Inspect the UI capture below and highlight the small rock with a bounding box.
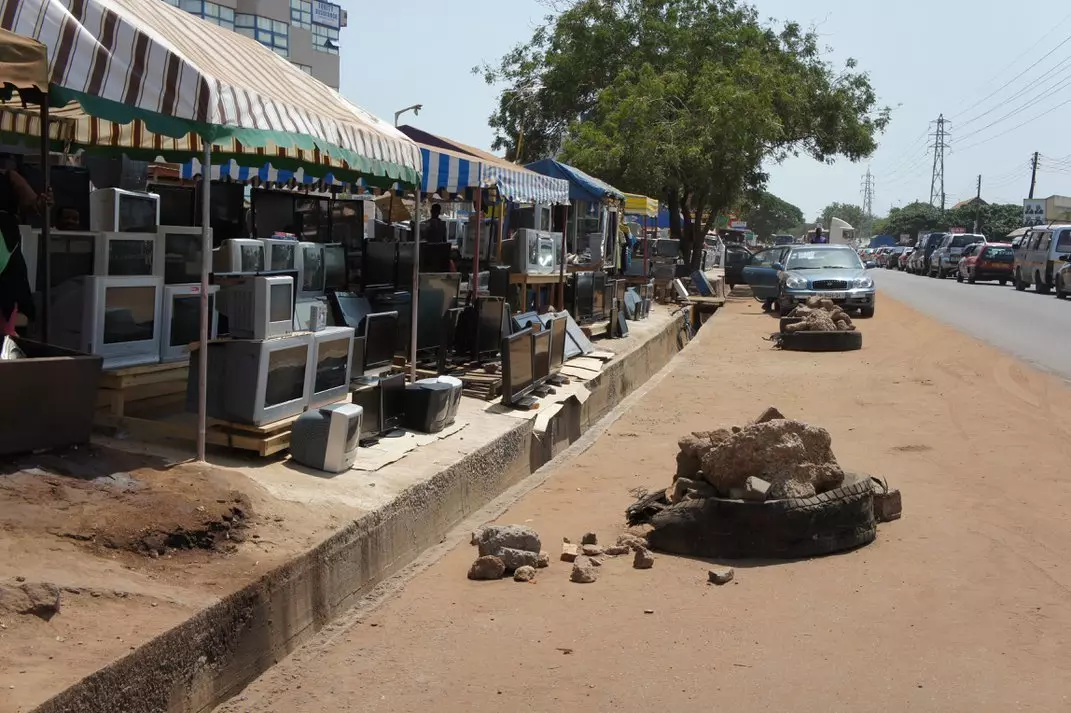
[536,552,551,568]
[588,558,603,567]
[470,529,484,546]
[8,582,62,621]
[498,548,540,572]
[580,532,598,546]
[742,476,771,501]
[754,406,785,424]
[581,544,604,557]
[570,557,598,583]
[513,566,537,582]
[15,576,25,583]
[603,545,631,556]
[467,555,506,581]
[633,548,654,570]
[616,533,647,551]
[768,479,817,500]
[643,609,654,614]
[563,537,571,543]
[873,489,903,523]
[560,543,580,562]
[708,567,735,585]
[478,525,541,557]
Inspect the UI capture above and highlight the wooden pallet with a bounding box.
[96,410,300,458]
[95,361,189,420]
[413,364,502,401]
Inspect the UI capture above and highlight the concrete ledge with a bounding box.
[32,309,688,713]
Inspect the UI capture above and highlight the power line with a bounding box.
[956,53,1071,130]
[955,95,1071,152]
[951,71,1071,146]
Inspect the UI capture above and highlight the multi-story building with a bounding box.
[161,0,347,89]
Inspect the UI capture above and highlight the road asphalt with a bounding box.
[874,267,1071,381]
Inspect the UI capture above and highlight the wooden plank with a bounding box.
[98,362,187,389]
[96,379,186,409]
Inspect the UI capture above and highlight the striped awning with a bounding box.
[482,163,569,205]
[0,0,421,185]
[420,145,481,195]
[179,159,345,188]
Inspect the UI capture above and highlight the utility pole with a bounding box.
[973,174,982,233]
[1029,151,1039,199]
[929,114,949,212]
[860,167,875,238]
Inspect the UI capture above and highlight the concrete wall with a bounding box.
[32,310,688,713]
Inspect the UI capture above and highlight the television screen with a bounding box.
[108,237,155,276]
[163,232,203,284]
[269,282,292,323]
[154,184,196,226]
[331,199,364,253]
[417,273,460,351]
[331,292,371,330]
[50,232,95,287]
[268,242,297,272]
[576,272,594,317]
[118,194,158,232]
[314,336,351,393]
[364,311,398,368]
[239,243,263,272]
[324,244,346,290]
[592,272,606,315]
[264,344,309,408]
[380,373,406,431]
[508,330,533,394]
[657,239,680,258]
[302,245,326,292]
[170,292,215,348]
[103,285,157,344]
[296,197,329,241]
[364,241,397,287]
[532,329,551,380]
[549,315,567,371]
[478,297,505,355]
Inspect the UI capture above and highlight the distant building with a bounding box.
[950,196,988,210]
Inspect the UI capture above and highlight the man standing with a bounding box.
[423,203,447,243]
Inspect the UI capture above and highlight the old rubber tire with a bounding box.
[646,479,877,559]
[779,330,862,352]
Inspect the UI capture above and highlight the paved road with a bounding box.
[874,267,1071,381]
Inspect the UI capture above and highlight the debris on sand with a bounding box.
[580,532,599,546]
[537,552,551,568]
[0,582,61,621]
[468,555,506,581]
[708,568,735,585]
[632,548,654,570]
[784,298,856,332]
[476,525,541,574]
[570,557,599,583]
[513,566,537,582]
[561,543,580,562]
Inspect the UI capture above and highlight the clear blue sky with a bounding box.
[338,0,1071,222]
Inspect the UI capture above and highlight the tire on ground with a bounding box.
[646,479,877,559]
[779,330,863,352]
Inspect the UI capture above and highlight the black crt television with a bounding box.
[364,241,398,288]
[501,328,535,406]
[363,310,399,370]
[198,181,245,243]
[295,196,330,242]
[532,329,551,382]
[380,372,406,432]
[323,243,346,290]
[477,297,507,359]
[575,271,595,321]
[151,183,196,227]
[329,291,372,331]
[548,314,567,372]
[416,272,461,353]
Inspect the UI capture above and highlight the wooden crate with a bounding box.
[95,362,189,420]
[97,411,299,458]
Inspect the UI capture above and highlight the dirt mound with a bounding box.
[0,445,252,559]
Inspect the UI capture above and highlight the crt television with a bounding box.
[306,326,355,409]
[157,225,210,285]
[416,272,461,353]
[296,241,326,298]
[329,291,372,331]
[501,328,535,406]
[213,238,265,274]
[149,183,196,227]
[51,275,164,369]
[260,237,299,272]
[323,243,346,290]
[90,188,160,233]
[94,232,161,277]
[218,275,294,340]
[289,403,363,474]
[161,284,219,362]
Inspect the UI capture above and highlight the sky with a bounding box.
[338,0,1071,222]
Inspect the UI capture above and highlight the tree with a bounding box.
[740,191,804,238]
[477,0,889,268]
[878,202,941,238]
[819,203,866,233]
[944,203,1021,240]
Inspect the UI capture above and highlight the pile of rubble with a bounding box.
[783,297,856,332]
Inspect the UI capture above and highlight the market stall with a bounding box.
[623,192,659,280]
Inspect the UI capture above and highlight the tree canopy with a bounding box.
[741,191,804,238]
[818,202,866,234]
[478,0,889,266]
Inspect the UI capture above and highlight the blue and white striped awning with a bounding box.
[482,163,570,205]
[180,159,346,188]
[420,145,481,196]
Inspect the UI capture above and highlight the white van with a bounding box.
[1013,224,1071,293]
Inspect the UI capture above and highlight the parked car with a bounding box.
[956,242,1013,284]
[898,247,915,270]
[911,232,947,275]
[1013,224,1071,294]
[884,246,906,269]
[1055,255,1071,299]
[743,244,876,318]
[930,233,986,278]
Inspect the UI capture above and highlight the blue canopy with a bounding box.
[525,159,625,203]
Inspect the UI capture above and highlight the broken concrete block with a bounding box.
[536,552,551,568]
[708,567,735,585]
[603,545,631,556]
[616,533,647,551]
[873,489,903,522]
[581,544,604,557]
[477,525,541,557]
[513,565,537,582]
[468,555,505,581]
[561,543,580,562]
[570,557,598,583]
[742,476,771,501]
[498,548,540,572]
[633,548,654,570]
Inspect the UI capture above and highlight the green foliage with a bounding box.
[818,203,866,233]
[741,191,804,238]
[943,203,1022,240]
[477,0,889,267]
[878,202,942,238]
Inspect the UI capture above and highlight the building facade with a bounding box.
[161,0,346,89]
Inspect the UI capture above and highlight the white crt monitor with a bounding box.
[220,274,294,340]
[295,241,326,298]
[306,325,355,408]
[161,284,219,362]
[90,188,161,233]
[213,238,265,274]
[157,225,210,285]
[95,232,162,277]
[260,237,299,272]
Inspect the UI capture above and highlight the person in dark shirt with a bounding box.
[0,161,51,335]
[423,203,447,243]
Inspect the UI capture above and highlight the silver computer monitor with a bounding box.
[306,325,355,408]
[94,232,161,277]
[157,225,210,285]
[296,241,326,298]
[260,237,299,272]
[90,188,160,233]
[218,274,294,340]
[213,238,264,274]
[161,284,219,363]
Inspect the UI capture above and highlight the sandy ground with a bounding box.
[216,291,1071,713]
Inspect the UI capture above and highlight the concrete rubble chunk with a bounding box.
[874,489,903,522]
[470,529,483,546]
[742,476,771,501]
[581,544,604,557]
[468,555,506,581]
[768,479,817,499]
[513,566,537,582]
[581,532,598,546]
[754,406,785,424]
[708,567,735,585]
[617,533,647,551]
[477,525,541,558]
[498,548,540,572]
[561,543,580,562]
[0,582,61,621]
[570,557,599,583]
[633,547,655,570]
[536,552,551,568]
[603,545,631,556]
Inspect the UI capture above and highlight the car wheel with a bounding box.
[1057,279,1067,300]
[859,306,875,318]
[968,271,976,284]
[1036,272,1051,294]
[999,278,1007,286]
[956,271,963,283]
[1015,270,1027,291]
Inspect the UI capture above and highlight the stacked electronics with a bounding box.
[500,313,569,408]
[501,229,564,276]
[649,238,681,281]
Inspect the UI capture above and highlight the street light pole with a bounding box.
[394,103,423,127]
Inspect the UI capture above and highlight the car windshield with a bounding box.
[951,236,980,248]
[1057,230,1071,252]
[983,246,1013,260]
[786,248,862,270]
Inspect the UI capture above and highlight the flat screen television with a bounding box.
[547,314,567,372]
[532,328,551,382]
[364,241,398,287]
[575,271,595,321]
[295,242,326,298]
[260,237,299,272]
[290,402,362,474]
[51,275,163,369]
[656,238,680,258]
[161,283,218,363]
[93,232,160,277]
[323,243,346,290]
[192,332,314,426]
[213,238,264,274]
[329,291,372,331]
[416,272,461,352]
[614,278,627,302]
[500,328,535,406]
[90,188,160,233]
[295,196,330,242]
[306,326,354,408]
[218,274,294,340]
[380,372,406,433]
[477,297,506,358]
[150,183,196,227]
[157,226,209,285]
[363,310,399,370]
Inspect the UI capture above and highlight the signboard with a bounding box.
[1023,198,1045,227]
[729,220,747,230]
[312,1,342,29]
[949,226,966,234]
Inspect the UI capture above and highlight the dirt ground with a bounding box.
[215,292,1071,713]
[0,446,350,713]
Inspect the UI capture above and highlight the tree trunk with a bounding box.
[666,189,682,242]
[680,191,694,266]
